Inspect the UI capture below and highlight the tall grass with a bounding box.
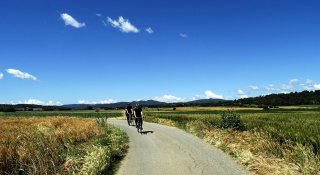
[0,111,123,118]
[0,117,128,175]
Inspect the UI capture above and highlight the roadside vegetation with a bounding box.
[144,107,320,175]
[0,117,128,175]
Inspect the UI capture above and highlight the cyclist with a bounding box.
[125,103,133,126]
[134,104,143,132]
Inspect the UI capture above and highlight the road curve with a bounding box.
[108,120,249,175]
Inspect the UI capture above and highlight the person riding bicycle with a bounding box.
[125,103,133,126]
[134,104,143,132]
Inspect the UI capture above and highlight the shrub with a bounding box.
[221,111,245,131]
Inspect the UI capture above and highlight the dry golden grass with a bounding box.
[0,117,102,175]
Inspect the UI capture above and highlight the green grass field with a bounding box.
[1,107,319,154]
[143,107,320,154]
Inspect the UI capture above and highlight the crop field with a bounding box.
[0,116,128,175]
[0,110,123,118]
[143,106,320,174]
[144,107,320,154]
[1,106,319,174]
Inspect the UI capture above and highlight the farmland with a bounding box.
[1,106,320,174]
[0,110,123,118]
[143,106,320,174]
[0,116,128,175]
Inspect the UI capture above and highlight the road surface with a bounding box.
[108,120,249,175]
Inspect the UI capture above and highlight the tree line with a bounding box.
[234,90,320,106]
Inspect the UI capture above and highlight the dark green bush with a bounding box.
[221,111,245,131]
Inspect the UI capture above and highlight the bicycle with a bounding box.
[135,117,143,133]
[129,113,135,126]
[126,113,134,126]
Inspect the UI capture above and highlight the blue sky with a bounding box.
[1,0,320,105]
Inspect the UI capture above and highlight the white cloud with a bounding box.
[237,89,248,99]
[20,99,62,106]
[154,95,185,103]
[179,33,188,38]
[24,99,43,105]
[205,90,224,99]
[300,79,319,91]
[247,79,320,94]
[6,68,37,80]
[99,99,116,104]
[305,79,314,85]
[0,73,3,79]
[280,84,292,91]
[145,27,154,34]
[78,99,116,104]
[249,85,259,90]
[60,13,85,28]
[289,79,299,85]
[96,13,102,17]
[314,84,320,90]
[107,16,139,33]
[264,84,277,91]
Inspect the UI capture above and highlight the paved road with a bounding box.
[108,120,249,175]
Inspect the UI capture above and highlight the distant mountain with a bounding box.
[62,99,229,109]
[187,98,228,104]
[62,100,167,109]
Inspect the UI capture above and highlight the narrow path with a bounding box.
[108,120,249,175]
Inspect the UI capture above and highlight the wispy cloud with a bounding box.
[243,78,319,98]
[314,84,320,90]
[179,33,188,38]
[204,90,224,99]
[237,89,248,99]
[145,27,154,34]
[249,85,259,90]
[60,13,86,28]
[154,90,224,103]
[107,16,139,33]
[78,99,116,104]
[96,13,102,17]
[289,79,299,85]
[154,95,186,103]
[6,68,37,80]
[12,99,62,106]
[0,73,3,79]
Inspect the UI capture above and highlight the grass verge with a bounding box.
[144,117,320,175]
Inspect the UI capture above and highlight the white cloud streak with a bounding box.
[145,27,154,34]
[13,99,62,106]
[314,84,320,90]
[6,68,37,80]
[249,85,259,90]
[289,79,299,85]
[60,13,86,28]
[107,16,139,33]
[204,90,224,99]
[237,89,248,99]
[0,73,3,79]
[154,95,185,103]
[179,33,188,38]
[78,99,116,104]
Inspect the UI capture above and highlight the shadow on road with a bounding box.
[140,131,154,135]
